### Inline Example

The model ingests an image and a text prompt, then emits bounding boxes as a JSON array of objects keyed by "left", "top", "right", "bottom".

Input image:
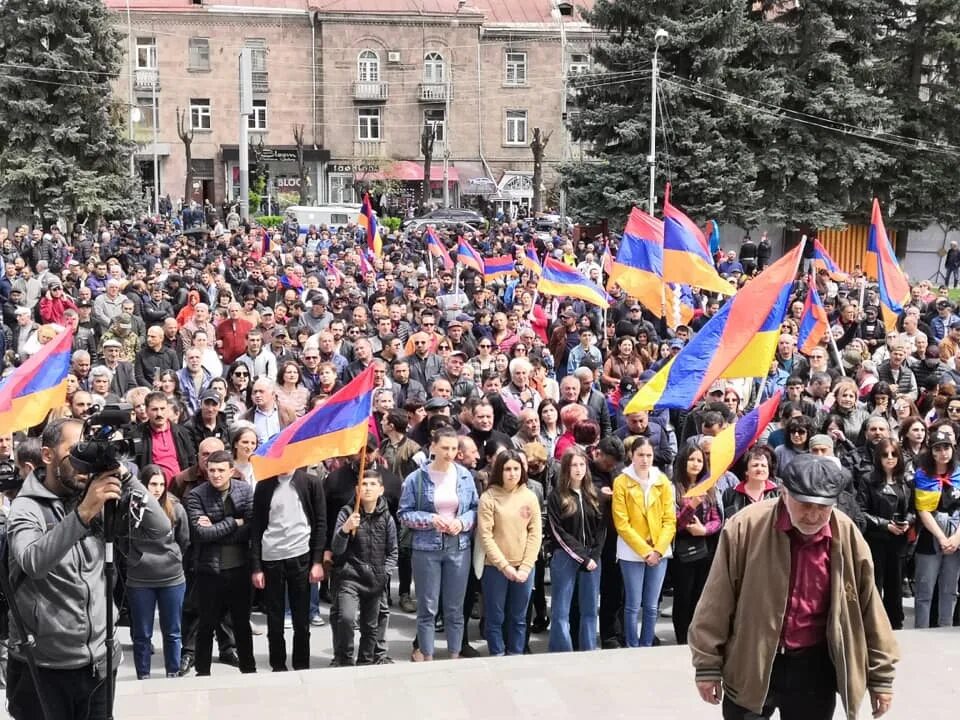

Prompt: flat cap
[{"left": 781, "top": 453, "right": 843, "bottom": 506}]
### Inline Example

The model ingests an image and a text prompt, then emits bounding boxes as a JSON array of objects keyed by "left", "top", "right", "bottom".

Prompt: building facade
[{"left": 107, "top": 0, "right": 599, "bottom": 215}]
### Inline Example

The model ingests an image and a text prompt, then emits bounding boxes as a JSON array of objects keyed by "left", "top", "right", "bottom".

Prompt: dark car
[{"left": 402, "top": 207, "right": 488, "bottom": 231}]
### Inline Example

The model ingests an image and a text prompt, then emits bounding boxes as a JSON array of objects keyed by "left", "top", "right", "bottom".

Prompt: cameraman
[{"left": 5, "top": 418, "right": 171, "bottom": 720}]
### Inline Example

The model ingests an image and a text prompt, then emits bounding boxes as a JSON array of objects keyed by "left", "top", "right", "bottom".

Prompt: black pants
[
  {"left": 461, "top": 566, "right": 480, "bottom": 647},
  {"left": 671, "top": 555, "right": 712, "bottom": 645},
  {"left": 599, "top": 527, "right": 623, "bottom": 644},
  {"left": 947, "top": 266, "right": 960, "bottom": 288},
  {"left": 263, "top": 553, "right": 312, "bottom": 671},
  {"left": 195, "top": 567, "right": 256, "bottom": 675},
  {"left": 868, "top": 536, "right": 905, "bottom": 630},
  {"left": 398, "top": 547, "right": 413, "bottom": 596},
  {"left": 181, "top": 568, "right": 235, "bottom": 657},
  {"left": 7, "top": 658, "right": 113, "bottom": 720},
  {"left": 333, "top": 577, "right": 384, "bottom": 665},
  {"left": 722, "top": 645, "right": 836, "bottom": 720}
]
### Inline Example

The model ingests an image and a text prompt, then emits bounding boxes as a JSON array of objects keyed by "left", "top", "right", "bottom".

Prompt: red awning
[{"left": 356, "top": 160, "right": 458, "bottom": 183}]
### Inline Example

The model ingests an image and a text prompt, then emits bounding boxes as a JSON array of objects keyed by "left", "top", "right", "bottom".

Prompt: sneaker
[
  {"left": 660, "top": 607, "right": 673, "bottom": 618},
  {"left": 459, "top": 644, "right": 480, "bottom": 658},
  {"left": 601, "top": 637, "right": 623, "bottom": 650},
  {"left": 373, "top": 656, "right": 395, "bottom": 665},
  {"left": 218, "top": 650, "right": 240, "bottom": 667},
  {"left": 284, "top": 617, "right": 293, "bottom": 630},
  {"left": 399, "top": 594, "right": 416, "bottom": 613},
  {"left": 311, "top": 615, "right": 326, "bottom": 627},
  {"left": 179, "top": 653, "right": 195, "bottom": 676},
  {"left": 165, "top": 672, "right": 179, "bottom": 679}
]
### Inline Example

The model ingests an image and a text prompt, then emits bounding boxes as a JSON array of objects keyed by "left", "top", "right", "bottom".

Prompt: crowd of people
[{"left": 0, "top": 210, "right": 943, "bottom": 695}]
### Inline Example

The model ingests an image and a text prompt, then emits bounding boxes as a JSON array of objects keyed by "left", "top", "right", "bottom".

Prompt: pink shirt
[
  {"left": 429, "top": 466, "right": 459, "bottom": 520},
  {"left": 151, "top": 426, "right": 181, "bottom": 485}
]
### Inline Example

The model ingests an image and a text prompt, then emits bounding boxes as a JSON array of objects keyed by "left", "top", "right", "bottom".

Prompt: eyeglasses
[{"left": 949, "top": 407, "right": 960, "bottom": 414}]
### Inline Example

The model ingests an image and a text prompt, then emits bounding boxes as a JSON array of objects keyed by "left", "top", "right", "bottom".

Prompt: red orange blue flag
[
  {"left": 864, "top": 198, "right": 910, "bottom": 331},
  {"left": 523, "top": 243, "right": 543, "bottom": 276},
  {"left": 426, "top": 227, "right": 454, "bottom": 271},
  {"left": 457, "top": 236, "right": 484, "bottom": 273},
  {"left": 811, "top": 239, "right": 849, "bottom": 282},
  {"left": 663, "top": 185, "right": 734, "bottom": 296},
  {"left": 358, "top": 193, "right": 381, "bottom": 258},
  {"left": 483, "top": 255, "right": 516, "bottom": 282},
  {"left": 0, "top": 328, "right": 72, "bottom": 432},
  {"left": 607, "top": 207, "right": 666, "bottom": 316},
  {"left": 797, "top": 276, "right": 830, "bottom": 355},
  {"left": 538, "top": 257, "right": 611, "bottom": 309},
  {"left": 251, "top": 365, "right": 376, "bottom": 479}
]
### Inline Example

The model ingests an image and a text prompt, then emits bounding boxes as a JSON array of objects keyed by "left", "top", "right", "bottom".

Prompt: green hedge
[{"left": 255, "top": 215, "right": 284, "bottom": 229}]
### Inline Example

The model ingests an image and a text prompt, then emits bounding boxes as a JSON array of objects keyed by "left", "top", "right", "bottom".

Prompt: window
[
  {"left": 568, "top": 53, "right": 590, "bottom": 76},
  {"left": 505, "top": 110, "right": 527, "bottom": 145},
  {"left": 188, "top": 37, "right": 210, "bottom": 71},
  {"left": 358, "top": 50, "right": 380, "bottom": 83},
  {"left": 424, "top": 52, "right": 444, "bottom": 84},
  {"left": 329, "top": 175, "right": 356, "bottom": 204},
  {"left": 248, "top": 99, "right": 267, "bottom": 131},
  {"left": 424, "top": 108, "right": 446, "bottom": 142},
  {"left": 246, "top": 38, "right": 267, "bottom": 72},
  {"left": 358, "top": 108, "right": 381, "bottom": 140},
  {"left": 136, "top": 37, "right": 157, "bottom": 69},
  {"left": 190, "top": 98, "right": 211, "bottom": 130},
  {"left": 505, "top": 51, "right": 527, "bottom": 85},
  {"left": 135, "top": 95, "right": 158, "bottom": 129}
]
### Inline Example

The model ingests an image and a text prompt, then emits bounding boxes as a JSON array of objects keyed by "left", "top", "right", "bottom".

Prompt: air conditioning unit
[{"left": 387, "top": 51, "right": 401, "bottom": 64}]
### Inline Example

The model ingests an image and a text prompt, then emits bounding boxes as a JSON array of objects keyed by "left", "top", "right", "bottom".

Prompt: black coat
[
  {"left": 251, "top": 469, "right": 327, "bottom": 571},
  {"left": 186, "top": 479, "right": 253, "bottom": 575},
  {"left": 136, "top": 421, "right": 198, "bottom": 476}
]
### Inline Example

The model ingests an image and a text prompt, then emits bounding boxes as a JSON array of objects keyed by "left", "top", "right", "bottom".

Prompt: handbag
[{"left": 673, "top": 533, "right": 709, "bottom": 563}]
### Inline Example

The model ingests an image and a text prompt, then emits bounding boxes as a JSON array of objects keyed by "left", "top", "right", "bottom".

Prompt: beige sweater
[{"left": 477, "top": 484, "right": 542, "bottom": 572}]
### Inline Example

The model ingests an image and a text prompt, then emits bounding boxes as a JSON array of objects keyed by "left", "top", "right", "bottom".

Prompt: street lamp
[
  {"left": 648, "top": 28, "right": 668, "bottom": 215},
  {"left": 553, "top": 0, "right": 573, "bottom": 232}
]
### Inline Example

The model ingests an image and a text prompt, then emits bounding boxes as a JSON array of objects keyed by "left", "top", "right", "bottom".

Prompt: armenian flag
[
  {"left": 538, "top": 257, "right": 611, "bottom": 309},
  {"left": 483, "top": 255, "right": 516, "bottom": 282},
  {"left": 322, "top": 259, "right": 344, "bottom": 288},
  {"left": 358, "top": 193, "right": 381, "bottom": 258},
  {"left": 797, "top": 276, "right": 830, "bottom": 355},
  {"left": 624, "top": 242, "right": 803, "bottom": 413},
  {"left": 864, "top": 198, "right": 910, "bottom": 331},
  {"left": 607, "top": 207, "right": 666, "bottom": 316},
  {"left": 523, "top": 243, "right": 543, "bottom": 276},
  {"left": 812, "top": 239, "right": 849, "bottom": 282},
  {"left": 0, "top": 328, "right": 72, "bottom": 433},
  {"left": 664, "top": 283, "right": 697, "bottom": 329},
  {"left": 358, "top": 248, "right": 374, "bottom": 276},
  {"left": 663, "top": 186, "right": 735, "bottom": 296},
  {"left": 706, "top": 219, "right": 721, "bottom": 257},
  {"left": 426, "top": 227, "right": 454, "bottom": 271},
  {"left": 684, "top": 392, "right": 782, "bottom": 497},
  {"left": 600, "top": 241, "right": 614, "bottom": 276},
  {"left": 251, "top": 365, "right": 376, "bottom": 479},
  {"left": 457, "top": 236, "right": 484, "bottom": 273}
]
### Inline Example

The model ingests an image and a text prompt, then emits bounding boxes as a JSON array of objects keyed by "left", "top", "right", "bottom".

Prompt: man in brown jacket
[{"left": 689, "top": 454, "right": 898, "bottom": 720}]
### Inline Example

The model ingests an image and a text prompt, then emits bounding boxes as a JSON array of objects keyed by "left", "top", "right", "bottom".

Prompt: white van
[{"left": 284, "top": 204, "right": 363, "bottom": 235}]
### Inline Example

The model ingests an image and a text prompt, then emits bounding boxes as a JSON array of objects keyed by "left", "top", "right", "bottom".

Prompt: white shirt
[{"left": 261, "top": 473, "right": 311, "bottom": 562}]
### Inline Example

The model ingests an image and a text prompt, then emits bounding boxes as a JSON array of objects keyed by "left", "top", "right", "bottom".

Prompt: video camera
[
  {"left": 68, "top": 403, "right": 140, "bottom": 477},
  {"left": 0, "top": 458, "right": 21, "bottom": 494}
]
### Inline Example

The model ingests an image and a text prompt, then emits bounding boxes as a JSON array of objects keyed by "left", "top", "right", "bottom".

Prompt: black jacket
[
  {"left": 134, "top": 345, "right": 181, "bottom": 387},
  {"left": 857, "top": 474, "right": 913, "bottom": 542},
  {"left": 546, "top": 487, "right": 606, "bottom": 566},
  {"left": 331, "top": 497, "right": 398, "bottom": 595},
  {"left": 250, "top": 469, "right": 327, "bottom": 571},
  {"left": 136, "top": 421, "right": 198, "bottom": 476},
  {"left": 186, "top": 479, "right": 253, "bottom": 575}
]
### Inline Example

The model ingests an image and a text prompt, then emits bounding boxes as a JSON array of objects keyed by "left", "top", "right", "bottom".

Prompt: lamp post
[
  {"left": 648, "top": 28, "right": 668, "bottom": 215},
  {"left": 553, "top": 1, "right": 572, "bottom": 231},
  {"left": 125, "top": 0, "right": 136, "bottom": 180}
]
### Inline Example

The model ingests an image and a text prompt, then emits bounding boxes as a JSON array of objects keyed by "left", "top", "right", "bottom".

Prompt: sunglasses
[
  {"left": 479, "top": 343, "right": 492, "bottom": 348},
  {"left": 234, "top": 371, "right": 249, "bottom": 377},
  {"left": 881, "top": 452, "right": 898, "bottom": 459},
  {"left": 790, "top": 429, "right": 808, "bottom": 436},
  {"left": 438, "top": 345, "right": 450, "bottom": 350}
]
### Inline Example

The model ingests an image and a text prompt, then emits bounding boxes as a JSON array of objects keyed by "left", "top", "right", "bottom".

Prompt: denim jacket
[{"left": 398, "top": 464, "right": 478, "bottom": 552}]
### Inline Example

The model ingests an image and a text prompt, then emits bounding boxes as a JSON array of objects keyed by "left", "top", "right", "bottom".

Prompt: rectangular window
[
  {"left": 358, "top": 108, "right": 381, "bottom": 140},
  {"left": 135, "top": 95, "right": 158, "bottom": 129},
  {"left": 248, "top": 99, "right": 267, "bottom": 131},
  {"left": 246, "top": 38, "right": 267, "bottom": 72},
  {"left": 190, "top": 98, "right": 211, "bottom": 130},
  {"left": 505, "top": 110, "right": 527, "bottom": 145},
  {"left": 329, "top": 174, "right": 357, "bottom": 204},
  {"left": 188, "top": 37, "right": 210, "bottom": 71},
  {"left": 568, "top": 53, "right": 590, "bottom": 76},
  {"left": 136, "top": 37, "right": 157, "bottom": 69},
  {"left": 424, "top": 108, "right": 445, "bottom": 143},
  {"left": 505, "top": 51, "right": 527, "bottom": 86}
]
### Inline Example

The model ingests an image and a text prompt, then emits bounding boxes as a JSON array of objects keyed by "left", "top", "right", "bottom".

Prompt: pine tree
[
  {"left": 565, "top": 0, "right": 780, "bottom": 228},
  {"left": 0, "top": 0, "right": 140, "bottom": 223}
]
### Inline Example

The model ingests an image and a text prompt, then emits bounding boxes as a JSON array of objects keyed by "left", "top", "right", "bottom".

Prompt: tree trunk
[
  {"left": 420, "top": 124, "right": 435, "bottom": 212},
  {"left": 294, "top": 124, "right": 309, "bottom": 205},
  {"left": 530, "top": 127, "right": 551, "bottom": 215},
  {"left": 177, "top": 107, "right": 194, "bottom": 204}
]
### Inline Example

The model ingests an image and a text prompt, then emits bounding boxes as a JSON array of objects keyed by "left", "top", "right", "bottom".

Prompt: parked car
[{"left": 402, "top": 207, "right": 488, "bottom": 231}]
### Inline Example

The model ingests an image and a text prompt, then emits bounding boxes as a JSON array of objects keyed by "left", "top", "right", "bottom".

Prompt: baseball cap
[
  {"left": 670, "top": 339, "right": 684, "bottom": 350},
  {"left": 931, "top": 428, "right": 955, "bottom": 447},
  {"left": 449, "top": 350, "right": 468, "bottom": 360},
  {"left": 117, "top": 313, "right": 133, "bottom": 327},
  {"left": 200, "top": 389, "right": 221, "bottom": 404},
  {"left": 781, "top": 453, "right": 843, "bottom": 506},
  {"left": 77, "top": 300, "right": 92, "bottom": 309},
  {"left": 14, "top": 306, "right": 30, "bottom": 316}
]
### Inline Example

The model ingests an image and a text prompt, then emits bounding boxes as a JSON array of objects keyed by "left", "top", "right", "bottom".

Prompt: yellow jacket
[{"left": 612, "top": 466, "right": 676, "bottom": 558}]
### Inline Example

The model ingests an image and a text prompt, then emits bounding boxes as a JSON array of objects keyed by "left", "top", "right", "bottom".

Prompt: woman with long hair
[
  {"left": 398, "top": 427, "right": 478, "bottom": 661},
  {"left": 723, "top": 447, "right": 779, "bottom": 518},
  {"left": 670, "top": 444, "right": 722, "bottom": 645},
  {"left": 900, "top": 415, "right": 927, "bottom": 477},
  {"left": 829, "top": 377, "right": 871, "bottom": 443},
  {"left": 773, "top": 415, "right": 812, "bottom": 473},
  {"left": 913, "top": 427, "right": 960, "bottom": 628},
  {"left": 612, "top": 436, "right": 676, "bottom": 647},
  {"left": 868, "top": 381, "right": 898, "bottom": 424},
  {"left": 156, "top": 370, "right": 182, "bottom": 401},
  {"left": 230, "top": 422, "right": 259, "bottom": 490},
  {"left": 601, "top": 336, "right": 643, "bottom": 393},
  {"left": 547, "top": 447, "right": 604, "bottom": 652},
  {"left": 478, "top": 449, "right": 542, "bottom": 656},
  {"left": 857, "top": 438, "right": 912, "bottom": 629},
  {"left": 277, "top": 360, "right": 309, "bottom": 417},
  {"left": 537, "top": 399, "right": 561, "bottom": 458},
  {"left": 469, "top": 337, "right": 497, "bottom": 379},
  {"left": 226, "top": 360, "right": 252, "bottom": 415},
  {"left": 124, "top": 464, "right": 190, "bottom": 679}
]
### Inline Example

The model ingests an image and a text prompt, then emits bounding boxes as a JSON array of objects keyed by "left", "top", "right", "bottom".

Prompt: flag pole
[{"left": 828, "top": 332, "right": 846, "bottom": 377}]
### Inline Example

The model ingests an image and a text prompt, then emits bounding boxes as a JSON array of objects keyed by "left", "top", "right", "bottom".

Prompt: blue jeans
[
  {"left": 481, "top": 565, "right": 535, "bottom": 656},
  {"left": 914, "top": 550, "right": 960, "bottom": 628},
  {"left": 127, "top": 583, "right": 186, "bottom": 677},
  {"left": 620, "top": 559, "right": 668, "bottom": 647},
  {"left": 548, "top": 551, "right": 601, "bottom": 652},
  {"left": 411, "top": 540, "right": 471, "bottom": 657}
]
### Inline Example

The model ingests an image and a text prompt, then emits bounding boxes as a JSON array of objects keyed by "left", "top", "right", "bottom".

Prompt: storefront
[
  {"left": 221, "top": 144, "right": 330, "bottom": 212},
  {"left": 332, "top": 160, "right": 459, "bottom": 215},
  {"left": 490, "top": 171, "right": 534, "bottom": 219}
]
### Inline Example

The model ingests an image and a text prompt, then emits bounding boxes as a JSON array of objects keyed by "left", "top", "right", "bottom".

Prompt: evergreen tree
[
  {"left": 0, "top": 0, "right": 140, "bottom": 223},
  {"left": 565, "top": 0, "right": 782, "bottom": 228}
]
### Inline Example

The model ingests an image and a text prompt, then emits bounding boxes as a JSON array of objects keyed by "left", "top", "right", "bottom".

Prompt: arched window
[
  {"left": 358, "top": 50, "right": 380, "bottom": 82},
  {"left": 424, "top": 52, "right": 444, "bottom": 84}
]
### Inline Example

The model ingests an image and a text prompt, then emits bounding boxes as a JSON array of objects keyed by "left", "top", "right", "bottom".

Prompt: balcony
[
  {"left": 353, "top": 81, "right": 389, "bottom": 101},
  {"left": 353, "top": 140, "right": 386, "bottom": 158},
  {"left": 252, "top": 71, "right": 269, "bottom": 93},
  {"left": 418, "top": 83, "right": 450, "bottom": 103},
  {"left": 419, "top": 140, "right": 447, "bottom": 158},
  {"left": 134, "top": 68, "right": 159, "bottom": 90}
]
